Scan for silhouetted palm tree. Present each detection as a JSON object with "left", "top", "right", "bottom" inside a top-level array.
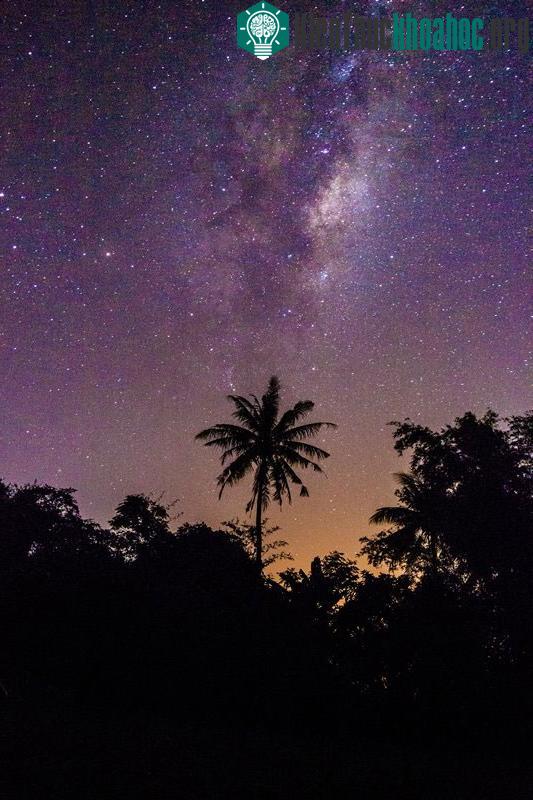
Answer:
[
  {"left": 196, "top": 376, "right": 336, "bottom": 572},
  {"left": 363, "top": 472, "right": 445, "bottom": 576}
]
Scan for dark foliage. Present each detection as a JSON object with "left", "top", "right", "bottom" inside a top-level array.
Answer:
[{"left": 0, "top": 410, "right": 531, "bottom": 798}]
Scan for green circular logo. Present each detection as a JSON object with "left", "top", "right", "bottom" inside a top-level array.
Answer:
[{"left": 237, "top": 2, "right": 290, "bottom": 60}]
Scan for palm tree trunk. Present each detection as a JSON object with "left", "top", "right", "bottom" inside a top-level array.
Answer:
[
  {"left": 255, "top": 475, "right": 263, "bottom": 574},
  {"left": 255, "top": 464, "right": 265, "bottom": 575},
  {"left": 430, "top": 533, "right": 439, "bottom": 575}
]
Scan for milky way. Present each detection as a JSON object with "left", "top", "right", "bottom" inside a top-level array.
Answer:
[{"left": 1, "top": 1, "right": 530, "bottom": 568}]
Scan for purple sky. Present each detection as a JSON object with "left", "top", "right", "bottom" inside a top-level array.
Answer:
[{"left": 1, "top": 1, "right": 530, "bottom": 568}]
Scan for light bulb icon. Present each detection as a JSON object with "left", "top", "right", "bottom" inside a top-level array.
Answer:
[
  {"left": 237, "top": 3, "right": 289, "bottom": 62},
  {"left": 246, "top": 9, "right": 280, "bottom": 59}
]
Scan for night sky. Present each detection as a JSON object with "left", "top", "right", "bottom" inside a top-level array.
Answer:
[{"left": 1, "top": 1, "right": 530, "bottom": 568}]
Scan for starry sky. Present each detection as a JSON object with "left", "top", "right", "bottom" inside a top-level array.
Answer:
[{"left": 1, "top": 1, "right": 531, "bottom": 569}]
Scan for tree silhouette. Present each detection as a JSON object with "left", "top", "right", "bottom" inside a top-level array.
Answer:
[
  {"left": 361, "top": 473, "right": 449, "bottom": 577},
  {"left": 388, "top": 410, "right": 533, "bottom": 584},
  {"left": 0, "top": 408, "right": 531, "bottom": 798},
  {"left": 362, "top": 410, "right": 533, "bottom": 587},
  {"left": 280, "top": 551, "right": 359, "bottom": 612},
  {"left": 222, "top": 518, "right": 293, "bottom": 570},
  {"left": 109, "top": 493, "right": 173, "bottom": 558},
  {"left": 196, "top": 376, "right": 336, "bottom": 572}
]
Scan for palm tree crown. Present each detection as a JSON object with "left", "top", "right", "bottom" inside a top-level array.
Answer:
[{"left": 196, "top": 376, "right": 336, "bottom": 571}]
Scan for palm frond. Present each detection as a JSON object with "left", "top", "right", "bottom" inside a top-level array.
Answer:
[
  {"left": 276, "top": 458, "right": 310, "bottom": 500},
  {"left": 229, "top": 395, "right": 260, "bottom": 430},
  {"left": 276, "top": 458, "right": 303, "bottom": 486},
  {"left": 202, "top": 437, "right": 252, "bottom": 455},
  {"left": 217, "top": 452, "right": 256, "bottom": 498},
  {"left": 284, "top": 440, "right": 330, "bottom": 460},
  {"left": 275, "top": 401, "right": 314, "bottom": 433},
  {"left": 278, "top": 446, "right": 323, "bottom": 473},
  {"left": 246, "top": 465, "right": 270, "bottom": 512},
  {"left": 393, "top": 472, "right": 420, "bottom": 488},
  {"left": 271, "top": 461, "right": 292, "bottom": 505},
  {"left": 283, "top": 421, "right": 337, "bottom": 440},
  {"left": 369, "top": 506, "right": 413, "bottom": 526},
  {"left": 195, "top": 423, "right": 254, "bottom": 444},
  {"left": 220, "top": 443, "right": 256, "bottom": 465}
]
